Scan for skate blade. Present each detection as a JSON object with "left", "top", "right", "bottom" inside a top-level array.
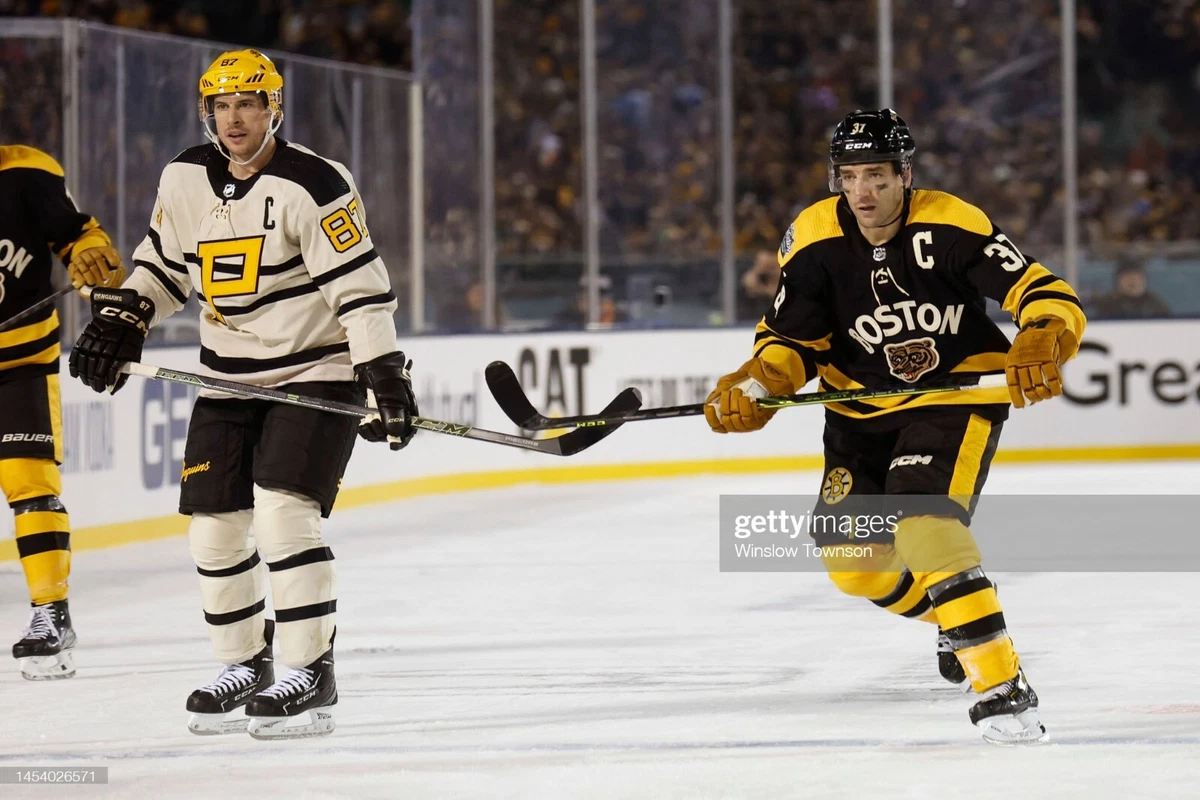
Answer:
[
  {"left": 187, "top": 711, "right": 250, "bottom": 736},
  {"left": 247, "top": 707, "right": 335, "bottom": 741},
  {"left": 19, "top": 651, "right": 76, "bottom": 681},
  {"left": 978, "top": 709, "right": 1050, "bottom": 746}
]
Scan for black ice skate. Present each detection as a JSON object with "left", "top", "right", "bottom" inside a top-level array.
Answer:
[
  {"left": 936, "top": 627, "right": 970, "bottom": 691},
  {"left": 12, "top": 600, "right": 77, "bottom": 681},
  {"left": 969, "top": 668, "right": 1049, "bottom": 746},
  {"left": 186, "top": 620, "right": 275, "bottom": 736},
  {"left": 245, "top": 645, "right": 337, "bottom": 740}
]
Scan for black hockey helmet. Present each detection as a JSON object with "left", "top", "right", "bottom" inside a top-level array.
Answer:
[{"left": 827, "top": 109, "right": 916, "bottom": 192}]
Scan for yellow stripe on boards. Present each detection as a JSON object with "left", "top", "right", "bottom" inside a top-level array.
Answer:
[{"left": 2, "top": 445, "right": 1199, "bottom": 562}]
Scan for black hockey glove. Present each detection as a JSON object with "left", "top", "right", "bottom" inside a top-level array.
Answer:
[
  {"left": 354, "top": 351, "right": 419, "bottom": 451},
  {"left": 69, "top": 287, "right": 154, "bottom": 395}
]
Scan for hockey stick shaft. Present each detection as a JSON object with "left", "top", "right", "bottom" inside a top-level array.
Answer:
[
  {"left": 0, "top": 285, "right": 81, "bottom": 333},
  {"left": 119, "top": 361, "right": 622, "bottom": 456},
  {"left": 486, "top": 359, "right": 1008, "bottom": 429}
]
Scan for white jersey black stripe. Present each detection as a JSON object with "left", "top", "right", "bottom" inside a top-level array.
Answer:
[{"left": 124, "top": 138, "right": 398, "bottom": 388}]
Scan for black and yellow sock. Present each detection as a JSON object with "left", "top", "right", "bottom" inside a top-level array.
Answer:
[{"left": 1, "top": 458, "right": 71, "bottom": 605}]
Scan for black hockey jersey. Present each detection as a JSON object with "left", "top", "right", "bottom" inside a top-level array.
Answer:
[
  {"left": 753, "top": 189, "right": 1086, "bottom": 426},
  {"left": 0, "top": 145, "right": 113, "bottom": 381}
]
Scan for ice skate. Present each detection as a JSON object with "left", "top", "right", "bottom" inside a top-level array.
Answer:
[
  {"left": 245, "top": 645, "right": 336, "bottom": 740},
  {"left": 186, "top": 620, "right": 275, "bottom": 735},
  {"left": 12, "top": 600, "right": 77, "bottom": 681},
  {"left": 969, "top": 668, "right": 1049, "bottom": 746},
  {"left": 936, "top": 627, "right": 970, "bottom": 691}
]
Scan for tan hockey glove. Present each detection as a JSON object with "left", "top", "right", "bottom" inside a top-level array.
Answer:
[
  {"left": 69, "top": 245, "right": 126, "bottom": 292},
  {"left": 705, "top": 357, "right": 794, "bottom": 433},
  {"left": 1005, "top": 316, "right": 1079, "bottom": 409}
]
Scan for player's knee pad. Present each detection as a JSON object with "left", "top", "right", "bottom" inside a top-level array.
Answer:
[
  {"left": 188, "top": 509, "right": 254, "bottom": 571},
  {"left": 251, "top": 485, "right": 326, "bottom": 563},
  {"left": 0, "top": 458, "right": 63, "bottom": 505},
  {"left": 821, "top": 543, "right": 905, "bottom": 600},
  {"left": 892, "top": 515, "right": 982, "bottom": 589}
]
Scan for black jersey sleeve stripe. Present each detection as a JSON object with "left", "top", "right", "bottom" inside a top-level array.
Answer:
[
  {"left": 200, "top": 341, "right": 350, "bottom": 374},
  {"left": 337, "top": 291, "right": 396, "bottom": 317},
  {"left": 1020, "top": 274, "right": 1061, "bottom": 295},
  {"left": 147, "top": 227, "right": 188, "bottom": 274},
  {"left": 0, "top": 330, "right": 60, "bottom": 363},
  {"left": 311, "top": 248, "right": 380, "bottom": 287},
  {"left": 1016, "top": 290, "right": 1084, "bottom": 321},
  {"left": 138, "top": 260, "right": 189, "bottom": 305}
]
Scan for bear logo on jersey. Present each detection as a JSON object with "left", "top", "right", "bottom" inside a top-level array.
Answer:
[
  {"left": 821, "top": 467, "right": 853, "bottom": 505},
  {"left": 883, "top": 337, "right": 939, "bottom": 383}
]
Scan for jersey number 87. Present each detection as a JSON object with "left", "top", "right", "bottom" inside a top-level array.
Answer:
[{"left": 321, "top": 199, "right": 368, "bottom": 253}]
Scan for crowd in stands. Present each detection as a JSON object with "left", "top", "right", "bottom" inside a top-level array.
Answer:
[{"left": 3, "top": 0, "right": 1197, "bottom": 325}]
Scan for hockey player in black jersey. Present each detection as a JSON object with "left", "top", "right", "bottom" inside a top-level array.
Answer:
[
  {"left": 0, "top": 144, "right": 124, "bottom": 680},
  {"left": 706, "top": 110, "right": 1086, "bottom": 745}
]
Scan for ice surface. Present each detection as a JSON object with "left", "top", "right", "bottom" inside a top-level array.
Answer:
[{"left": 2, "top": 462, "right": 1199, "bottom": 799}]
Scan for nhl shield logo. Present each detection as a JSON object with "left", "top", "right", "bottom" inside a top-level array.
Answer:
[
  {"left": 223, "top": 183, "right": 236, "bottom": 198},
  {"left": 873, "top": 246, "right": 887, "bottom": 262},
  {"left": 884, "top": 337, "right": 939, "bottom": 383}
]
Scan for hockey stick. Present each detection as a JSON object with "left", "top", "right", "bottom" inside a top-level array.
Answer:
[
  {"left": 485, "top": 360, "right": 1009, "bottom": 431},
  {"left": 0, "top": 285, "right": 82, "bottom": 333},
  {"left": 119, "top": 361, "right": 642, "bottom": 456}
]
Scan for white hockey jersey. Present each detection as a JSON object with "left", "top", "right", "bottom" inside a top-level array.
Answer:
[{"left": 124, "top": 138, "right": 398, "bottom": 387}]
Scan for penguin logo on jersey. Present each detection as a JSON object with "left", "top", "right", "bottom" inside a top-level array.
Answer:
[{"left": 883, "top": 337, "right": 939, "bottom": 383}]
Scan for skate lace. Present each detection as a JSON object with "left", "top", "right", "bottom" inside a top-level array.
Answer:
[
  {"left": 201, "top": 663, "right": 258, "bottom": 695},
  {"left": 21, "top": 606, "right": 57, "bottom": 641},
  {"left": 259, "top": 667, "right": 316, "bottom": 699}
]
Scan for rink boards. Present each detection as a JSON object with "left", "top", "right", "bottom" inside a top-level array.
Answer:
[{"left": 1, "top": 318, "right": 1197, "bottom": 551}]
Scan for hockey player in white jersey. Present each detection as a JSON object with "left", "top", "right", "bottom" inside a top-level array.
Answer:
[{"left": 68, "top": 49, "right": 418, "bottom": 740}]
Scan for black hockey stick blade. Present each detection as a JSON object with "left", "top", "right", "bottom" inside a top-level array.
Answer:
[
  {"left": 121, "top": 362, "right": 639, "bottom": 457},
  {"left": 485, "top": 360, "right": 545, "bottom": 430},
  {"left": 486, "top": 359, "right": 1008, "bottom": 431}
]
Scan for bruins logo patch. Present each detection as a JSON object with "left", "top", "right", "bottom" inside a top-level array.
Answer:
[
  {"left": 884, "top": 337, "right": 939, "bottom": 383},
  {"left": 821, "top": 467, "right": 853, "bottom": 505}
]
